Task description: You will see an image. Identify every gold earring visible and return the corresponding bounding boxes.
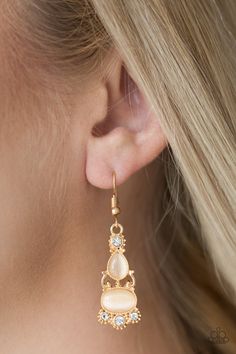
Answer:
[98,171,141,330]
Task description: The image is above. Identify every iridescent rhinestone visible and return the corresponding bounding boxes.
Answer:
[111,235,122,248]
[100,311,109,321]
[130,311,139,321]
[114,315,125,327]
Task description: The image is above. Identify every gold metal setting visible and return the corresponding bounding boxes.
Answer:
[98,171,141,330]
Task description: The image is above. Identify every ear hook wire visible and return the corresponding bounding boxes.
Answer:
[111,171,120,225]
[112,171,117,197]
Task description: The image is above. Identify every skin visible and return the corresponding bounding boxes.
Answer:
[0,12,188,354]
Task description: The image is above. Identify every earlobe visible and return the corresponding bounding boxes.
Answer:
[85,61,167,189]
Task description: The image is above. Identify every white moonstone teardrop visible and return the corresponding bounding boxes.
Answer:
[107,252,129,280]
[101,288,137,313]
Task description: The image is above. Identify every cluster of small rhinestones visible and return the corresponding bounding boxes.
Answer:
[98,308,141,330]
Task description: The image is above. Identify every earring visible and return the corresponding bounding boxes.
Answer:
[98,171,141,330]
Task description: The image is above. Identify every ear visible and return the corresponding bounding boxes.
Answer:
[86,58,167,189]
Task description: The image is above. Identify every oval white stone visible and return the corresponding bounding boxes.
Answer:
[107,252,129,280]
[101,288,137,313]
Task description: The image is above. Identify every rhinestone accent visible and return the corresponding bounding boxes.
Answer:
[111,235,122,248]
[100,312,109,321]
[114,315,125,327]
[130,311,139,321]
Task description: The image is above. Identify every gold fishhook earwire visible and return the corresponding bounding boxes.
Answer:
[111,171,120,223]
[112,171,117,197]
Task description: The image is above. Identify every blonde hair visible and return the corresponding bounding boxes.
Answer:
[7,0,236,352]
